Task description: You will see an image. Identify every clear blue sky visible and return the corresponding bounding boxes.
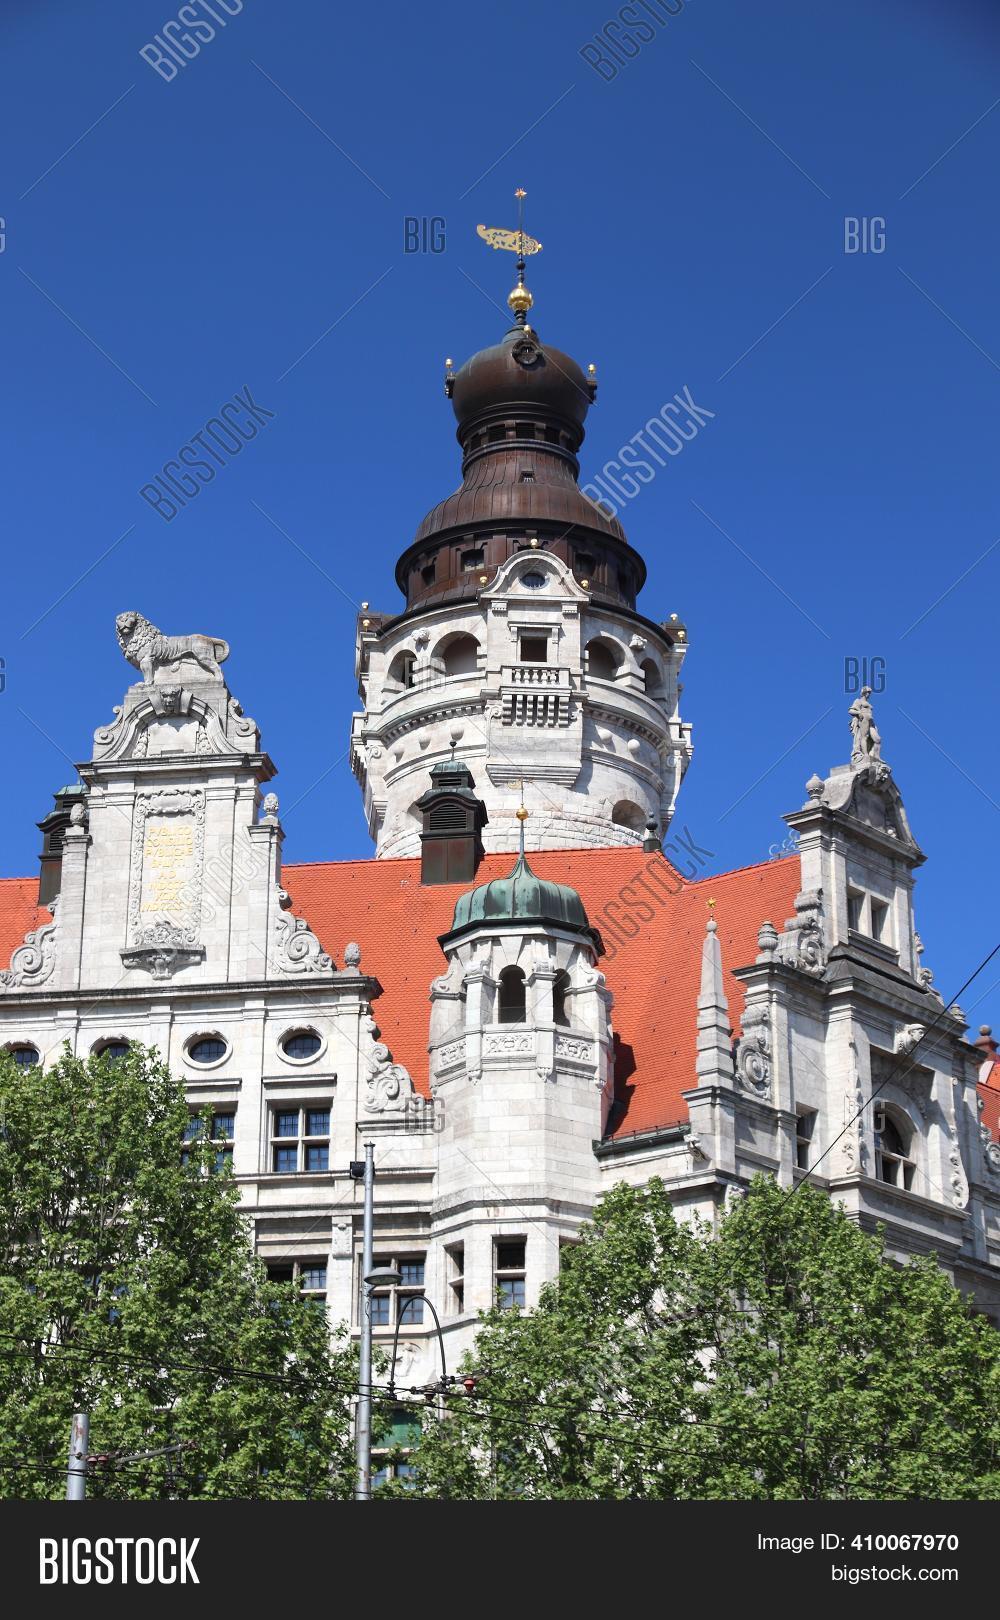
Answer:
[1,0,999,1014]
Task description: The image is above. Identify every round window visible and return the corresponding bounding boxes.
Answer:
[97,1041,130,1063]
[8,1045,40,1070]
[188,1037,228,1066]
[520,571,547,590]
[281,1030,322,1061]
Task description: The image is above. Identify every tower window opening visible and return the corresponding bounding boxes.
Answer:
[497,966,527,1024]
[870,898,890,943]
[421,560,436,586]
[388,650,416,690]
[519,635,547,664]
[437,633,480,677]
[488,425,505,443]
[611,800,646,831]
[641,658,663,695]
[462,548,485,572]
[519,468,535,483]
[515,423,535,439]
[544,426,561,444]
[552,970,571,1027]
[586,637,621,682]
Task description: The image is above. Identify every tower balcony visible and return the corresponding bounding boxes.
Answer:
[499,663,573,728]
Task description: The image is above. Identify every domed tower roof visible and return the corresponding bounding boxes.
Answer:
[441,849,603,955]
[395,196,647,616]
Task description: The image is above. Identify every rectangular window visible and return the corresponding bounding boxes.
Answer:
[181,1108,235,1172]
[359,1253,426,1327]
[495,1239,526,1311]
[870,898,890,943]
[269,1105,331,1173]
[520,635,547,664]
[265,1259,327,1309]
[446,1243,465,1315]
[847,889,864,932]
[372,1406,421,1491]
[795,1108,817,1172]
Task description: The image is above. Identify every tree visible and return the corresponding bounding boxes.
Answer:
[399,1177,1000,1499]
[0,1045,357,1500]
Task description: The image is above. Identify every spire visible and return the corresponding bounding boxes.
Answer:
[695,906,735,1084]
[476,186,542,328]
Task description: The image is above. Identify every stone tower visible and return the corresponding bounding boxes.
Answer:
[351,241,692,857]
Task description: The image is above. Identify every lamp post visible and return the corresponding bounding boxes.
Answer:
[352,1142,376,1502]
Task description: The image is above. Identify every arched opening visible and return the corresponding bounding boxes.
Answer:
[612,800,646,831]
[497,966,526,1024]
[387,650,416,691]
[640,658,663,696]
[435,633,480,678]
[875,1109,915,1190]
[552,970,571,1027]
[585,637,621,682]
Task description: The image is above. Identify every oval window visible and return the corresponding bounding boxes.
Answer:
[281,1030,322,1061]
[520,571,547,590]
[188,1037,228,1065]
[8,1045,40,1070]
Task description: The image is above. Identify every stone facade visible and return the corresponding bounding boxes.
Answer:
[351,551,692,858]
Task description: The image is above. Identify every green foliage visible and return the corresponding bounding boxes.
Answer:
[0,1045,356,1499]
[404,1177,1000,1500]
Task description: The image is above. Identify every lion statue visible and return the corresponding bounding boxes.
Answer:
[116,611,230,685]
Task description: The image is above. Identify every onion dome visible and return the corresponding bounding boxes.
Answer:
[449,324,594,435]
[441,850,603,955]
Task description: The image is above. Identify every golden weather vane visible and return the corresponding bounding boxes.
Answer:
[476,187,542,325]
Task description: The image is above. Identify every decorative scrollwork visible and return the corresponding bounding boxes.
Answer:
[734,1003,771,1099]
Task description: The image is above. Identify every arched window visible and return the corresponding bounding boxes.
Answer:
[640,658,663,695]
[387,651,416,690]
[95,1041,130,1064]
[436,633,480,678]
[585,637,621,682]
[497,966,526,1024]
[552,970,571,1027]
[612,800,646,831]
[875,1110,915,1190]
[7,1044,40,1070]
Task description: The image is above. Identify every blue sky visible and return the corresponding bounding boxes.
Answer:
[1,0,999,1014]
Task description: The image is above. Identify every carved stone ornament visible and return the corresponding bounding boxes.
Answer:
[0,898,58,992]
[362,1012,417,1113]
[122,789,205,977]
[116,611,230,685]
[979,1121,1000,1175]
[893,1023,925,1057]
[841,1039,868,1176]
[273,893,334,976]
[774,890,826,975]
[554,1035,594,1064]
[734,1001,771,1099]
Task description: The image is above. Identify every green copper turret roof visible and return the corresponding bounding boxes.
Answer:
[440,851,603,954]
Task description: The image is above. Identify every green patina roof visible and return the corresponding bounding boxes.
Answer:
[443,851,602,953]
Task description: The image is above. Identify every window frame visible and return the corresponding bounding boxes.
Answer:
[494,1237,527,1311]
[182,1108,236,1173]
[268,1103,331,1174]
[358,1251,426,1329]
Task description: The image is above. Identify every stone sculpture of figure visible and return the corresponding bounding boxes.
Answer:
[849,685,882,767]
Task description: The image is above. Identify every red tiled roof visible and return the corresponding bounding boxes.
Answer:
[979,1060,1000,1143]
[0,851,802,1137]
[0,879,49,970]
[282,846,802,1136]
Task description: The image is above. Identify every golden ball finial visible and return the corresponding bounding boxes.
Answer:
[515,805,529,822]
[508,282,533,316]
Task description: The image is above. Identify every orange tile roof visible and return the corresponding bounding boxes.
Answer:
[980,1059,1000,1143]
[0,850,803,1136]
[281,846,802,1135]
